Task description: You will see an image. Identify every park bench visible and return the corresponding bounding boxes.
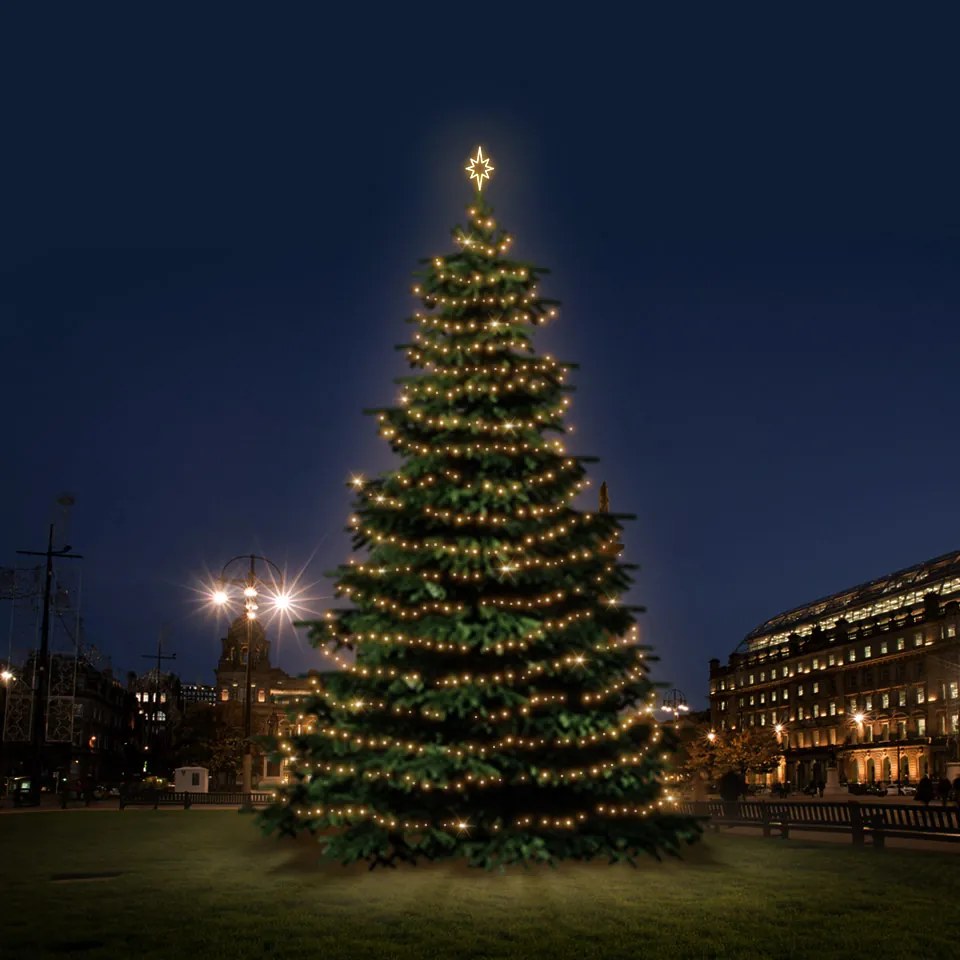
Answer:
[677,799,960,848]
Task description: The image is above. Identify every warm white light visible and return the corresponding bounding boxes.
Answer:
[0,670,13,683]
[243,586,258,598]
[774,724,783,735]
[350,474,366,489]
[212,590,229,606]
[707,731,716,742]
[273,593,293,612]
[853,712,865,724]
[465,146,494,192]
[246,610,258,620]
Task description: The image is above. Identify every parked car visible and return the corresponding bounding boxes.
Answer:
[885,784,916,797]
[848,782,886,796]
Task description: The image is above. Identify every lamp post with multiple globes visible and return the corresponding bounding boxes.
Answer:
[209,554,291,812]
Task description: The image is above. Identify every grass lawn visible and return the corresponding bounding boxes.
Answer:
[2,812,959,960]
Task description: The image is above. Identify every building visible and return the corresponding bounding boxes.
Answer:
[709,549,960,789]
[2,651,137,785]
[127,668,183,776]
[181,682,217,706]
[213,615,318,786]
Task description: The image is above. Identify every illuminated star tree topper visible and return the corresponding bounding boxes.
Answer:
[465,145,494,192]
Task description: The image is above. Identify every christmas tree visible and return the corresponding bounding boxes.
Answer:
[260,148,701,867]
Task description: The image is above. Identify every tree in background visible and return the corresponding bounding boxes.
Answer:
[260,149,701,867]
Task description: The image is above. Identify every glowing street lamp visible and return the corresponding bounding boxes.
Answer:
[206,554,291,812]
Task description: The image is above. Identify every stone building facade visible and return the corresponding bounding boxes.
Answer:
[213,615,316,786]
[709,549,960,788]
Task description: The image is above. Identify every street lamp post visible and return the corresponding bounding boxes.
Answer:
[660,688,690,726]
[209,554,290,813]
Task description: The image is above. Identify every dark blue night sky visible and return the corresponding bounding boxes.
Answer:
[2,8,959,708]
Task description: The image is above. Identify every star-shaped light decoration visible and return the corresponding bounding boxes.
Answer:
[465,146,494,192]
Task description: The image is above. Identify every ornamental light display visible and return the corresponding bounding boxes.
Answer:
[259,148,701,867]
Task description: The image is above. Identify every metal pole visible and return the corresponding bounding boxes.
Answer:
[241,556,255,812]
[17,524,82,805]
[29,525,54,806]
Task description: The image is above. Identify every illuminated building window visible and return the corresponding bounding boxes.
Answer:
[748,674,754,685]
[813,704,820,718]
[849,697,857,712]
[896,638,905,651]
[760,715,766,726]
[797,706,805,720]
[749,695,755,706]
[828,654,836,666]
[798,685,804,697]
[829,701,837,716]
[760,671,766,682]
[813,682,819,694]
[914,633,923,648]
[917,717,926,735]
[782,689,789,700]
[865,725,874,743]
[828,727,837,745]
[771,668,778,679]
[951,714,958,734]
[948,625,957,638]
[813,730,821,746]
[916,686,925,704]
[880,692,889,709]
[160,693,166,703]
[759,693,765,704]
[771,691,778,702]
[221,689,229,702]
[864,646,872,659]
[880,641,888,654]
[950,681,959,700]
[898,689,907,707]
[257,689,266,703]
[848,649,856,663]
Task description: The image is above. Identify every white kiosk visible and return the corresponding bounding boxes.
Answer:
[174,766,210,794]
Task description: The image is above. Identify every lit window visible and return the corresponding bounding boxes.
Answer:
[865,695,873,711]
[914,633,923,648]
[783,689,790,700]
[896,638,905,651]
[760,715,766,726]
[760,671,766,682]
[771,691,778,702]
[749,674,754,685]
[898,689,907,707]
[880,641,888,655]
[881,692,890,709]
[759,693,765,704]
[952,714,960,734]
[749,695,755,706]
[798,706,805,720]
[771,668,778,679]
[160,693,166,703]
[829,701,837,716]
[813,704,820,718]
[950,681,959,700]
[257,689,266,703]
[848,649,856,663]
[948,625,957,638]
[917,717,926,735]
[828,654,836,667]
[798,685,804,697]
[813,682,819,694]
[813,658,820,670]
[221,689,229,702]
[916,686,926,704]
[864,646,872,659]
